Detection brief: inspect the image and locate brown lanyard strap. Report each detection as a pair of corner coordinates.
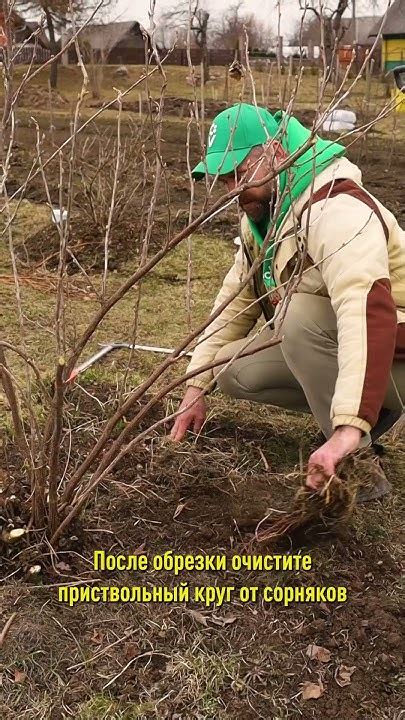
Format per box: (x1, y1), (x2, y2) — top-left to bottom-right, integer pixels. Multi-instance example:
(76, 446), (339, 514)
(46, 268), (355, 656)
(241, 239), (273, 324)
(298, 178), (389, 240)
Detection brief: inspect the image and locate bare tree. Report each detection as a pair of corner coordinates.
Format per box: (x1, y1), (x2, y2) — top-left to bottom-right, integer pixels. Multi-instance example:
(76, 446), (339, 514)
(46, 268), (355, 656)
(214, 1), (273, 53)
(299, 0), (350, 70)
(162, 1), (210, 81)
(13, 0), (116, 87)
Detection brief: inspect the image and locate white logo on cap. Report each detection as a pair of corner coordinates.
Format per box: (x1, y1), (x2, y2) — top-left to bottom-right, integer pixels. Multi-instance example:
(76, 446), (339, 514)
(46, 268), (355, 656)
(208, 123), (217, 148)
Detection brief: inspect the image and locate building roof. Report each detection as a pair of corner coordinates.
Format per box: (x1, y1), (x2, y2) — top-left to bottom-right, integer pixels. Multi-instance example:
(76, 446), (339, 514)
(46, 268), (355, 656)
(8, 12), (50, 48)
(71, 20), (146, 51)
(369, 0), (405, 38)
(24, 20), (51, 49)
(340, 16), (381, 46)
(300, 14), (382, 47)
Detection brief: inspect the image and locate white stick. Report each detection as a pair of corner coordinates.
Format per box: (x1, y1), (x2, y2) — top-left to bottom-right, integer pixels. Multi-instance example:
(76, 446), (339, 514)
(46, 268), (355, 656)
(66, 343), (193, 383)
(200, 196), (237, 225)
(110, 342), (193, 357)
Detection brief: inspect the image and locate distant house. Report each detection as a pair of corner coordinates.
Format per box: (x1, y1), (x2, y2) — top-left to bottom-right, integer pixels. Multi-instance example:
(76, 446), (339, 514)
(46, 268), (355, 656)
(369, 0), (405, 71)
(337, 16), (382, 67)
(297, 14), (381, 66)
(0, 11), (51, 64)
(300, 14), (381, 48)
(0, 10), (49, 49)
(340, 16), (381, 48)
(67, 20), (153, 64)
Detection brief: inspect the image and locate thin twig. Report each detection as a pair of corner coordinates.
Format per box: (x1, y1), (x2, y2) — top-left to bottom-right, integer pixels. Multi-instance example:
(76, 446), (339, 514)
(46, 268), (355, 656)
(48, 357), (65, 536)
(0, 612), (17, 649)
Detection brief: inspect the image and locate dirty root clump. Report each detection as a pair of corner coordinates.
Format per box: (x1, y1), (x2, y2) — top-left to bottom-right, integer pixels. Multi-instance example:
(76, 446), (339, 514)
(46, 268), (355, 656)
(255, 449), (382, 543)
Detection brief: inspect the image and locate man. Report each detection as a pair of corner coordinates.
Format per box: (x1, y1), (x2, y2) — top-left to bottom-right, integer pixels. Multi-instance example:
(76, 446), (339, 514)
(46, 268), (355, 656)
(170, 103), (405, 497)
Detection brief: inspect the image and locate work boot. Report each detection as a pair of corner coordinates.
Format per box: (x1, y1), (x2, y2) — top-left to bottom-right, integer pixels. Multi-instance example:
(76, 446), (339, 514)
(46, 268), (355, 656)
(356, 409), (402, 499)
(370, 408), (403, 443)
(353, 448), (392, 504)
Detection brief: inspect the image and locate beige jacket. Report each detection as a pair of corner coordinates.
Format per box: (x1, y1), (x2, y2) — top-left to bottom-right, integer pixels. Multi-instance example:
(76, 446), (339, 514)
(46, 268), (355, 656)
(186, 157), (405, 434)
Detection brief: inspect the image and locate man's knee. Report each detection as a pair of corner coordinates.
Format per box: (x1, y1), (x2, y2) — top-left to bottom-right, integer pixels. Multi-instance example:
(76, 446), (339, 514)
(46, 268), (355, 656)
(213, 340), (270, 397)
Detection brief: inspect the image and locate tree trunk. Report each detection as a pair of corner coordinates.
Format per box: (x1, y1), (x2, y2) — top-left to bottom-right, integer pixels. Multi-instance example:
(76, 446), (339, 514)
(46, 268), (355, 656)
(202, 39), (210, 82)
(196, 10), (210, 83)
(44, 8), (59, 89)
(323, 17), (334, 72)
(332, 0), (349, 77)
(50, 54), (59, 89)
(1, 0), (14, 133)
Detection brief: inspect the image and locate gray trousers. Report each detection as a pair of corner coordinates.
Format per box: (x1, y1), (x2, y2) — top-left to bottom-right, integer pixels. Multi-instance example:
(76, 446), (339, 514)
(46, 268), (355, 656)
(213, 294), (404, 441)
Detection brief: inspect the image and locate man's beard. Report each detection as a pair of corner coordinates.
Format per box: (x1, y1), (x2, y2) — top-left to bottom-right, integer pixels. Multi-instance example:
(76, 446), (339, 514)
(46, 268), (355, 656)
(241, 191), (277, 223)
(242, 201), (268, 222)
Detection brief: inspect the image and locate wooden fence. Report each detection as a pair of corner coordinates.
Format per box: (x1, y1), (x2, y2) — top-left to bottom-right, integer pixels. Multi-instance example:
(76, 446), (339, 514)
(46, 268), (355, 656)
(12, 43), (51, 65)
(67, 47), (236, 67)
(66, 44), (381, 72)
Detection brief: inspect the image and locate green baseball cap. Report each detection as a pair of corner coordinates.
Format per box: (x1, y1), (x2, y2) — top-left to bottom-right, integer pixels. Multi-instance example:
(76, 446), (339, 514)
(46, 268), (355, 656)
(192, 103), (280, 179)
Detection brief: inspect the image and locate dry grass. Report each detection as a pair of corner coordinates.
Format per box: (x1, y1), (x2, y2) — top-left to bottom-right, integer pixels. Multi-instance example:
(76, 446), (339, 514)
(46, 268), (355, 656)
(0, 73), (404, 719)
(0, 63), (403, 141)
(1, 402), (404, 718)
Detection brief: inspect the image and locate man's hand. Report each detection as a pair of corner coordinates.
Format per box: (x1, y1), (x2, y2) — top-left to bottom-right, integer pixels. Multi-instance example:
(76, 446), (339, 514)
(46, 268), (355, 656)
(170, 386), (207, 442)
(306, 426), (362, 491)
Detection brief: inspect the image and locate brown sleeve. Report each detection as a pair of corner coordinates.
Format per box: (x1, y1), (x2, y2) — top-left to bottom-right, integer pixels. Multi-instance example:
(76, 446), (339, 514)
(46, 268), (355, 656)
(304, 192), (397, 434)
(358, 279), (398, 427)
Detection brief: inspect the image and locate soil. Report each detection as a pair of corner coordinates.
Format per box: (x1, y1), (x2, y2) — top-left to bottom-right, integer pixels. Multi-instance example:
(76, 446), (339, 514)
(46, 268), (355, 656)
(1, 384), (404, 719)
(15, 215), (164, 274)
(1, 112), (404, 719)
(10, 119), (405, 275)
(15, 206), (237, 274)
(19, 86), (70, 110)
(89, 97), (232, 119)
